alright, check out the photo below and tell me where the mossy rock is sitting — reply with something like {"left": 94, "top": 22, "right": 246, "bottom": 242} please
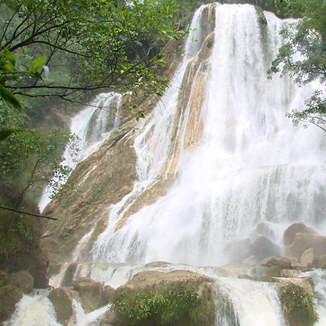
{"left": 112, "top": 281, "right": 215, "bottom": 326}
{"left": 277, "top": 281, "right": 318, "bottom": 326}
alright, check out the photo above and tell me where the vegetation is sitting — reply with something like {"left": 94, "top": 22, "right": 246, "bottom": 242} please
{"left": 112, "top": 283, "right": 215, "bottom": 326}
{"left": 279, "top": 283, "right": 319, "bottom": 326}
{"left": 0, "top": 0, "right": 183, "bottom": 263}
{"left": 268, "top": 0, "right": 326, "bottom": 131}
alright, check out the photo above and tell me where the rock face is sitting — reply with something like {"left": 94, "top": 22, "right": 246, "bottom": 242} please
{"left": 224, "top": 236, "right": 280, "bottom": 264}
{"left": 48, "top": 287, "right": 74, "bottom": 326}
{"left": 0, "top": 270, "right": 34, "bottom": 322}
{"left": 40, "top": 5, "right": 217, "bottom": 280}
{"left": 72, "top": 277, "right": 107, "bottom": 313}
{"left": 283, "top": 223, "right": 326, "bottom": 270}
{"left": 0, "top": 285, "right": 23, "bottom": 322}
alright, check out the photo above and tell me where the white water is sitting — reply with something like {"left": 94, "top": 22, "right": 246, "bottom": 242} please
{"left": 38, "top": 92, "right": 122, "bottom": 211}
{"left": 93, "top": 4, "right": 326, "bottom": 267}
{"left": 9, "top": 3, "right": 326, "bottom": 326}
{"left": 4, "top": 290, "right": 60, "bottom": 326}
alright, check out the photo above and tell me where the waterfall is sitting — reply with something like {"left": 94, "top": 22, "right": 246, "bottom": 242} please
{"left": 38, "top": 92, "right": 122, "bottom": 211}
{"left": 92, "top": 4, "right": 325, "bottom": 267}
{"left": 8, "top": 3, "right": 326, "bottom": 326}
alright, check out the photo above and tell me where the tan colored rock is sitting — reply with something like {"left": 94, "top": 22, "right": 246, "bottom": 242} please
{"left": 314, "top": 254, "right": 326, "bottom": 269}
{"left": 280, "top": 269, "right": 304, "bottom": 278}
{"left": 283, "top": 223, "right": 318, "bottom": 246}
{"left": 8, "top": 270, "right": 34, "bottom": 294}
{"left": 48, "top": 287, "right": 73, "bottom": 326}
{"left": 261, "top": 256, "right": 292, "bottom": 269}
{"left": 72, "top": 277, "right": 107, "bottom": 313}
{"left": 300, "top": 248, "right": 314, "bottom": 268}
{"left": 286, "top": 233, "right": 326, "bottom": 259}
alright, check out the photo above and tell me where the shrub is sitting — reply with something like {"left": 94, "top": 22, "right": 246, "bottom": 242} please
{"left": 279, "top": 283, "right": 318, "bottom": 326}
{"left": 112, "top": 282, "right": 215, "bottom": 326}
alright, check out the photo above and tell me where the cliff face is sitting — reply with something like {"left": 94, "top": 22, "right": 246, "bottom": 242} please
{"left": 40, "top": 5, "right": 217, "bottom": 274}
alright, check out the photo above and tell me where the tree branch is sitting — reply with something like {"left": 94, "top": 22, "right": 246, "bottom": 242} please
{"left": 0, "top": 205, "right": 57, "bottom": 220}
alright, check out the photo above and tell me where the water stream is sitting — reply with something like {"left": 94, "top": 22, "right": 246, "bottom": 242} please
{"left": 7, "top": 3, "right": 326, "bottom": 325}
{"left": 38, "top": 92, "right": 122, "bottom": 211}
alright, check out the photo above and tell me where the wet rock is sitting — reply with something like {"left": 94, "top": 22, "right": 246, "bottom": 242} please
{"left": 61, "top": 263, "right": 77, "bottom": 287}
{"left": 261, "top": 256, "right": 292, "bottom": 269}
{"left": 100, "top": 310, "right": 118, "bottom": 326}
{"left": 300, "top": 248, "right": 314, "bottom": 269}
{"left": 275, "top": 277, "right": 317, "bottom": 326}
{"left": 104, "top": 285, "right": 115, "bottom": 303}
{"left": 254, "top": 5, "right": 267, "bottom": 26}
{"left": 280, "top": 269, "right": 304, "bottom": 278}
{"left": 313, "top": 254, "right": 326, "bottom": 269}
{"left": 0, "top": 284, "right": 23, "bottom": 322}
{"left": 283, "top": 223, "right": 317, "bottom": 246}
{"left": 8, "top": 270, "right": 34, "bottom": 294}
{"left": 48, "top": 287, "right": 73, "bottom": 326}
{"left": 224, "top": 239, "right": 251, "bottom": 263}
{"left": 286, "top": 232, "right": 326, "bottom": 259}
{"left": 249, "top": 236, "right": 281, "bottom": 261}
{"left": 72, "top": 277, "right": 107, "bottom": 313}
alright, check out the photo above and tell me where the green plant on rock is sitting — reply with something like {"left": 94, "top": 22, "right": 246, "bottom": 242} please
{"left": 279, "top": 283, "right": 319, "bottom": 326}
{"left": 112, "top": 282, "right": 215, "bottom": 326}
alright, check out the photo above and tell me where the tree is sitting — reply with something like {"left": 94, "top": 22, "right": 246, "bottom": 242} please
{"left": 268, "top": 0, "right": 326, "bottom": 130}
{"left": 0, "top": 0, "right": 182, "bottom": 101}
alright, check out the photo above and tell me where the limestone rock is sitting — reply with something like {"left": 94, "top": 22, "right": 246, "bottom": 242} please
{"left": 313, "top": 254, "right": 326, "bottom": 269}
{"left": 8, "top": 270, "right": 34, "bottom": 294}
{"left": 104, "top": 285, "right": 115, "bottom": 303}
{"left": 0, "top": 284, "right": 23, "bottom": 322}
{"left": 249, "top": 236, "right": 281, "bottom": 261}
{"left": 224, "top": 239, "right": 251, "bottom": 263}
{"left": 286, "top": 232, "right": 326, "bottom": 259}
{"left": 283, "top": 223, "right": 317, "bottom": 246}
{"left": 48, "top": 287, "right": 73, "bottom": 326}
{"left": 72, "top": 277, "right": 107, "bottom": 313}
{"left": 100, "top": 309, "right": 118, "bottom": 326}
{"left": 300, "top": 248, "right": 314, "bottom": 268}
{"left": 261, "top": 256, "right": 292, "bottom": 269}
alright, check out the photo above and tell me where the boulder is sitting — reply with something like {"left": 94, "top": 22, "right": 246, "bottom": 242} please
{"left": 72, "top": 277, "right": 107, "bottom": 313}
{"left": 300, "top": 248, "right": 314, "bottom": 268}
{"left": 48, "top": 287, "right": 73, "bottom": 326}
{"left": 283, "top": 223, "right": 317, "bottom": 246}
{"left": 61, "top": 263, "right": 77, "bottom": 287}
{"left": 286, "top": 232, "right": 326, "bottom": 259}
{"left": 249, "top": 236, "right": 281, "bottom": 262}
{"left": 8, "top": 270, "right": 34, "bottom": 294}
{"left": 104, "top": 285, "right": 115, "bottom": 303}
{"left": 224, "top": 239, "right": 251, "bottom": 263}
{"left": 313, "top": 254, "right": 326, "bottom": 269}
{"left": 100, "top": 310, "right": 119, "bottom": 326}
{"left": 0, "top": 284, "right": 23, "bottom": 322}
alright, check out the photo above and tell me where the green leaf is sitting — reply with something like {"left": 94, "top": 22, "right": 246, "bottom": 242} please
{"left": 0, "top": 83, "right": 23, "bottom": 111}
{"left": 0, "top": 128, "right": 14, "bottom": 142}
{"left": 31, "top": 56, "right": 47, "bottom": 74}
{"left": 3, "top": 48, "right": 16, "bottom": 66}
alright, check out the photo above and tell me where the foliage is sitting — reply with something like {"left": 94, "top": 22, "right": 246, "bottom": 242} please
{"left": 0, "top": 126, "right": 78, "bottom": 200}
{"left": 0, "top": 0, "right": 184, "bottom": 104}
{"left": 279, "top": 284, "right": 319, "bottom": 326}
{"left": 268, "top": 0, "right": 326, "bottom": 131}
{"left": 112, "top": 283, "right": 215, "bottom": 326}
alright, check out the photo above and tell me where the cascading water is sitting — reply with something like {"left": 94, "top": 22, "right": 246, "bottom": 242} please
{"left": 92, "top": 4, "right": 325, "bottom": 266}
{"left": 38, "top": 92, "right": 122, "bottom": 211}
{"left": 7, "top": 3, "right": 326, "bottom": 326}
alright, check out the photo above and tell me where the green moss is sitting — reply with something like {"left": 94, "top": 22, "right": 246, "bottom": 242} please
{"left": 112, "top": 282, "right": 215, "bottom": 326}
{"left": 279, "top": 283, "right": 318, "bottom": 326}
